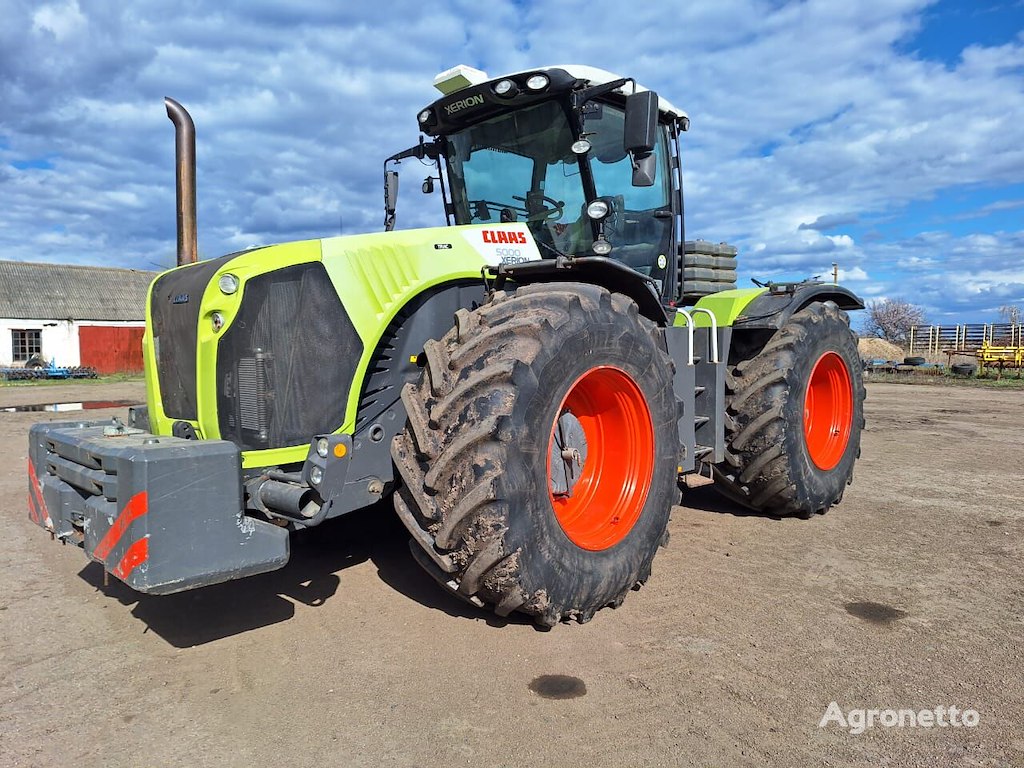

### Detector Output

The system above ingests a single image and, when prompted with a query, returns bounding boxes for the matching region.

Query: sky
[1,0,1022,324]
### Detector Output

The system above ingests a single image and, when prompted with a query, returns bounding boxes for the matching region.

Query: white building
[0,260,157,373]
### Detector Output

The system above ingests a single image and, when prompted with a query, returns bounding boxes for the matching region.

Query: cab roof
[432,64,688,121]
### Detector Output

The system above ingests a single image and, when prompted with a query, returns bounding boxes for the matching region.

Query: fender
[678,284,863,330]
[353,280,486,433]
[491,256,669,326]
[733,283,864,329]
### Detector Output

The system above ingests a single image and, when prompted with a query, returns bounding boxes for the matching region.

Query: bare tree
[862,298,926,344]
[997,304,1021,325]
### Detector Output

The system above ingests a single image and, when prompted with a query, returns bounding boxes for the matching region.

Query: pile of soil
[858,337,904,360]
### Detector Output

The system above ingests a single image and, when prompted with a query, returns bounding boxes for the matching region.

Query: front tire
[391,283,678,626]
[713,302,865,517]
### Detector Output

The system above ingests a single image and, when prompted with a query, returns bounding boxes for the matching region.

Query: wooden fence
[908,324,1024,355]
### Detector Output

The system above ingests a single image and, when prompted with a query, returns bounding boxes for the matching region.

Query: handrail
[675,309,695,365]
[689,308,720,363]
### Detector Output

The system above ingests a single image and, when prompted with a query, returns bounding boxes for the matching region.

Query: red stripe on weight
[93,492,148,562]
[112,537,149,581]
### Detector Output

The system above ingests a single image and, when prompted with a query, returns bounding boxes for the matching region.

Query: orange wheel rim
[547,366,655,551]
[803,352,853,470]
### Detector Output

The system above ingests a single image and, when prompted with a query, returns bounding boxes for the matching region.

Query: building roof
[0,260,158,321]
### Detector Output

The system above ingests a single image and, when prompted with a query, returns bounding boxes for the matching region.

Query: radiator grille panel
[216,262,361,451]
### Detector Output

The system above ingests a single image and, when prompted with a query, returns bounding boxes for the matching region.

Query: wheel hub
[549,410,588,497]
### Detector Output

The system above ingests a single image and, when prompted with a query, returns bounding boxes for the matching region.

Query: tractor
[27,64,865,626]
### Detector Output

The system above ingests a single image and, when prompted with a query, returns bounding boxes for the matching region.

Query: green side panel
[319,226,504,445]
[673,288,767,328]
[142,275,162,433]
[319,226,491,343]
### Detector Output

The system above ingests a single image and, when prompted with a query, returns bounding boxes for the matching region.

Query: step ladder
[664,310,729,476]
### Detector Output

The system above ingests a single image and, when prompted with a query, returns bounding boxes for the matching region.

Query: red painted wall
[79,326,145,374]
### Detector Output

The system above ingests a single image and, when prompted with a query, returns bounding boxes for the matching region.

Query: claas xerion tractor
[27,64,865,626]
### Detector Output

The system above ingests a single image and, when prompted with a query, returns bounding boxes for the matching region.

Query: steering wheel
[512,194,565,222]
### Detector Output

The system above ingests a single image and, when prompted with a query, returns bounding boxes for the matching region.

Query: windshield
[444,100,593,255]
[442,97,674,282]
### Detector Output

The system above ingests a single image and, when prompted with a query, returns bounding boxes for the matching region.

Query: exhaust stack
[164,97,197,266]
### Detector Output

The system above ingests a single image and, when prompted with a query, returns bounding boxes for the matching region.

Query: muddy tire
[713,302,865,517]
[391,283,678,626]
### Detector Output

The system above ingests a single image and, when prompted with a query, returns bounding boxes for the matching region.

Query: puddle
[0,400,137,413]
[844,601,907,625]
[985,520,1005,527]
[528,674,587,700]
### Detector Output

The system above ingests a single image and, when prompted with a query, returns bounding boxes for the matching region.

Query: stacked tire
[683,240,738,299]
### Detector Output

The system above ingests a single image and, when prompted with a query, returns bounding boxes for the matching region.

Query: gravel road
[1,381,1020,767]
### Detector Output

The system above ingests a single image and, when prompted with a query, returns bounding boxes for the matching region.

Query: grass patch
[865,371,1024,389]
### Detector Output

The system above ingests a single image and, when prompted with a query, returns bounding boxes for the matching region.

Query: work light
[525,73,549,91]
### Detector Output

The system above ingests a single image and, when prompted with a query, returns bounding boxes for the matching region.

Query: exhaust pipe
[164,97,198,266]
[246,476,328,528]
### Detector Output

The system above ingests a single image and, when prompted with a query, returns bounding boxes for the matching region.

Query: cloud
[953,198,1024,220]
[0,0,1021,320]
[32,0,86,42]
[798,213,861,231]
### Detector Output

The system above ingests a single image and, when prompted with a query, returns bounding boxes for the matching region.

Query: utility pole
[832,262,839,285]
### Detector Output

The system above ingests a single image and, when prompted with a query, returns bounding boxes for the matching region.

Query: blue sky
[1,0,1022,323]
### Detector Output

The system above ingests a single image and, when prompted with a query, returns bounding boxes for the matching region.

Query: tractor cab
[386,65,690,304]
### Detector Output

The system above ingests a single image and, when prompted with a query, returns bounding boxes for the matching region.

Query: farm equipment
[27,65,865,625]
[2,360,98,381]
[976,342,1024,378]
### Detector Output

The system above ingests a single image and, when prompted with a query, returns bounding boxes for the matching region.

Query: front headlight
[586,200,611,220]
[218,273,239,294]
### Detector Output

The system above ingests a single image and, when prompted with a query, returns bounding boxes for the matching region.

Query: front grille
[150,256,232,419]
[237,352,271,441]
[217,262,362,451]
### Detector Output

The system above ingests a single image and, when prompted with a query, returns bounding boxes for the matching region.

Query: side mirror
[624,91,659,188]
[624,91,658,153]
[422,176,434,194]
[631,153,657,187]
[384,170,399,231]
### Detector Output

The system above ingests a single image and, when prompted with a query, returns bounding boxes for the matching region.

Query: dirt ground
[1,381,1021,767]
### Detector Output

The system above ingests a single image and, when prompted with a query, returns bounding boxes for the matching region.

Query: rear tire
[391,283,678,626]
[713,302,865,517]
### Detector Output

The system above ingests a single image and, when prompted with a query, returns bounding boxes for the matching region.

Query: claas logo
[482,230,528,245]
